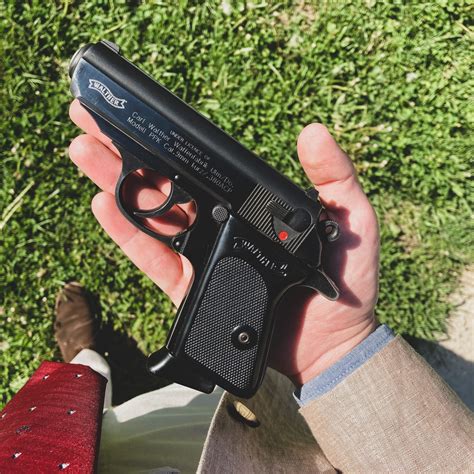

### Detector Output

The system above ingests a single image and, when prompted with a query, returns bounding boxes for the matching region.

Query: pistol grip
[147,214,307,398]
[185,255,270,395]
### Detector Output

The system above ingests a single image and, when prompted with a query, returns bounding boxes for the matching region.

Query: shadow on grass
[86,290,170,406]
[405,335,474,411]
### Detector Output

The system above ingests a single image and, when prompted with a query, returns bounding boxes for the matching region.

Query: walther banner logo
[88,79,127,109]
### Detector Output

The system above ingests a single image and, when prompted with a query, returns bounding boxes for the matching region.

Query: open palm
[69,100,379,386]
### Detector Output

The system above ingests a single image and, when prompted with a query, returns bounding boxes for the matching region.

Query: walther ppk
[69,40,340,398]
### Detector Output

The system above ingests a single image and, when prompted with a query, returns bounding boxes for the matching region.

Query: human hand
[269,124,379,384]
[69,100,379,386]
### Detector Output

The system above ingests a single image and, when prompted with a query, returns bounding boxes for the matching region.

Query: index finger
[69,99,118,154]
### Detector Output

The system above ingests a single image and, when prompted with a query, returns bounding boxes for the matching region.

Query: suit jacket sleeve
[299,336,474,472]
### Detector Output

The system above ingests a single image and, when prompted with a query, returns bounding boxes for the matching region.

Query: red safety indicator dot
[278,231,289,241]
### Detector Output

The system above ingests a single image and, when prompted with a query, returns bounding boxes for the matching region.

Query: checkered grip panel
[184,257,268,391]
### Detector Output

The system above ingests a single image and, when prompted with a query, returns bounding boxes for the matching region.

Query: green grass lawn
[1,0,472,405]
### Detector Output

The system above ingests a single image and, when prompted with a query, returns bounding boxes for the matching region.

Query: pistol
[69,40,340,398]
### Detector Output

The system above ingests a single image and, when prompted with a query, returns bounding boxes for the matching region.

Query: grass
[1,0,472,405]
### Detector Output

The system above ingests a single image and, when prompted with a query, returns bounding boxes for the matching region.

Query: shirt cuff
[294,324,394,406]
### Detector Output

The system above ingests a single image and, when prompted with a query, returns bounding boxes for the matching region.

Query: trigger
[134,182,192,219]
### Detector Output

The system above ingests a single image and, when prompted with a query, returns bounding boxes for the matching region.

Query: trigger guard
[115,166,194,251]
[133,182,192,219]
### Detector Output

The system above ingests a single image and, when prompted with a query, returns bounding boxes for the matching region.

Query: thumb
[297,123,370,214]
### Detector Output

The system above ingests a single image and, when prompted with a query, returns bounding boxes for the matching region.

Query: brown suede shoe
[54,282,99,363]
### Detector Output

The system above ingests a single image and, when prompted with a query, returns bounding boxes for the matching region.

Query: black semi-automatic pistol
[69,40,340,398]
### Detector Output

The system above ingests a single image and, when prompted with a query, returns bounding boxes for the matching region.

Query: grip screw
[231,325,258,350]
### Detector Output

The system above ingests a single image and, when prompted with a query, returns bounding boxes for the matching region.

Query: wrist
[294,316,378,385]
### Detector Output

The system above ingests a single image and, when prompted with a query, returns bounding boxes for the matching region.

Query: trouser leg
[71,348,112,410]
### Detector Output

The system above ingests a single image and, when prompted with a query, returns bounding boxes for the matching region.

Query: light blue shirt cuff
[294,324,394,407]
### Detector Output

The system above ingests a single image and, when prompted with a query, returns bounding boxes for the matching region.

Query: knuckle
[68,134,93,157]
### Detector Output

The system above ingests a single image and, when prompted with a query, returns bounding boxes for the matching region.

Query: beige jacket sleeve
[300,336,474,472]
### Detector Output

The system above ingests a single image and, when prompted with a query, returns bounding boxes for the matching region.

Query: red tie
[0,361,106,473]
